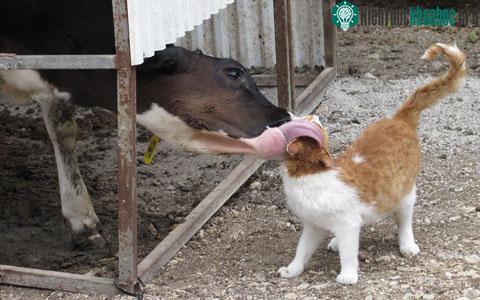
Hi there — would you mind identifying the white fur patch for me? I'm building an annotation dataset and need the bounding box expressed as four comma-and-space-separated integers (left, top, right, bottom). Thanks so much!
54, 149, 97, 232
281, 169, 379, 230
396, 185, 420, 256
281, 169, 381, 284
0, 70, 49, 93
0, 70, 53, 105
53, 89, 71, 101
136, 104, 211, 153
288, 111, 297, 120
352, 153, 366, 164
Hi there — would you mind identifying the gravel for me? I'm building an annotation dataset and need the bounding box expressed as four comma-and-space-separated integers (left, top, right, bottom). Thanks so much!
464, 255, 480, 265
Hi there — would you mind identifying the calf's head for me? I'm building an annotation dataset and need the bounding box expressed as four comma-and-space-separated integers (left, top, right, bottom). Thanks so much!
137, 47, 291, 140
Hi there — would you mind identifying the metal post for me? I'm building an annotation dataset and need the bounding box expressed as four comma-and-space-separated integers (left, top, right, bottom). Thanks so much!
0, 55, 116, 70
273, 0, 295, 111
112, 0, 139, 294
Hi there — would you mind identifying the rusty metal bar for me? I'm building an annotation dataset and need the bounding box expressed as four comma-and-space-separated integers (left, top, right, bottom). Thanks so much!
322, 0, 338, 71
112, 0, 139, 295
273, 0, 295, 111
0, 55, 116, 70
0, 265, 118, 295
138, 156, 265, 283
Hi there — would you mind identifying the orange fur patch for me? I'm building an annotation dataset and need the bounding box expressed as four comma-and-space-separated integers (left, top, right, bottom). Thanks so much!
285, 137, 335, 177
337, 119, 421, 212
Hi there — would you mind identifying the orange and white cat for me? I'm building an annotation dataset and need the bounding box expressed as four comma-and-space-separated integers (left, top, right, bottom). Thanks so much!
278, 43, 465, 284
236, 43, 466, 285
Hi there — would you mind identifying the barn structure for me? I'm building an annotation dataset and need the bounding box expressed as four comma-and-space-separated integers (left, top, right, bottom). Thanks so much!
0, 0, 337, 296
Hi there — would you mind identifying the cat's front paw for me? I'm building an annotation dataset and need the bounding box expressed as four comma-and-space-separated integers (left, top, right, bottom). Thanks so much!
336, 271, 358, 285
278, 265, 304, 279
400, 242, 420, 256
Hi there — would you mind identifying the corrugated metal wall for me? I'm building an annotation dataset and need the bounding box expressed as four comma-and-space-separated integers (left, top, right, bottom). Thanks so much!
176, 0, 325, 70
128, 0, 234, 65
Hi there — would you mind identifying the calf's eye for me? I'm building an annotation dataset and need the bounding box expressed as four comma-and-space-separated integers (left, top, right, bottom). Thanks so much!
225, 67, 242, 80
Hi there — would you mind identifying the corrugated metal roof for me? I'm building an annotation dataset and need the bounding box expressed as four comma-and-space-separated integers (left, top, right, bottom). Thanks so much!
176, 0, 325, 69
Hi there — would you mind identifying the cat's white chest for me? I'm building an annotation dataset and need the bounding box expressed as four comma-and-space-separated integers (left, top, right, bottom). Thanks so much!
281, 168, 380, 230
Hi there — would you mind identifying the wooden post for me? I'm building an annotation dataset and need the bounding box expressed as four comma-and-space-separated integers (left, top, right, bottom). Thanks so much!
322, 0, 338, 72
273, 0, 295, 110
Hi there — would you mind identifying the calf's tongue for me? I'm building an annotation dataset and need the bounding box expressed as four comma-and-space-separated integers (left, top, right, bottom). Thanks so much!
196, 119, 323, 160
240, 127, 288, 159
241, 120, 324, 159
196, 127, 287, 159
278, 119, 324, 146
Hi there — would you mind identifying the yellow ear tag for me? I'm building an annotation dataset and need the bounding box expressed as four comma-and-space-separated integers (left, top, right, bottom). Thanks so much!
143, 135, 161, 165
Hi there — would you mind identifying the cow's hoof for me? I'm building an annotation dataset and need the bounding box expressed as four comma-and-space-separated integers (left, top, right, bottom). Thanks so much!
72, 230, 106, 250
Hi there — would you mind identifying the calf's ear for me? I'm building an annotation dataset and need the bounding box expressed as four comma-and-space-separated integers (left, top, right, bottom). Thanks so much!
138, 46, 188, 74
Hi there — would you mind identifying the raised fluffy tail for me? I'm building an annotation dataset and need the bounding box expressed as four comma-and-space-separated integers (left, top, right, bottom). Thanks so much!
394, 43, 466, 128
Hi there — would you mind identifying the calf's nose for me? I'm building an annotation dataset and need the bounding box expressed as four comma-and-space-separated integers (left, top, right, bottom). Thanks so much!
267, 108, 292, 127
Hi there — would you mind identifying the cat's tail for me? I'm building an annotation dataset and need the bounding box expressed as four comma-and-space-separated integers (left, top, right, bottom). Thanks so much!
394, 43, 466, 128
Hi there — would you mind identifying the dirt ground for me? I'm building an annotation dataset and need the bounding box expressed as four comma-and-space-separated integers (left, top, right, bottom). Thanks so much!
1, 27, 479, 299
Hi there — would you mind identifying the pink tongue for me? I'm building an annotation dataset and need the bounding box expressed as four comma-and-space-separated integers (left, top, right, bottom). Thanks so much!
198, 119, 323, 160
239, 127, 288, 159
278, 119, 323, 146
238, 120, 323, 159
195, 126, 287, 159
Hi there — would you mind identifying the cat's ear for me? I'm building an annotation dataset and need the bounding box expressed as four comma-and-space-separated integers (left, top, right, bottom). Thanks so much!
286, 139, 300, 156
320, 150, 336, 168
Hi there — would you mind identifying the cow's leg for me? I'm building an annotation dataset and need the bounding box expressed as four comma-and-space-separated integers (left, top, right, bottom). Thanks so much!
36, 89, 105, 248
1, 70, 104, 247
